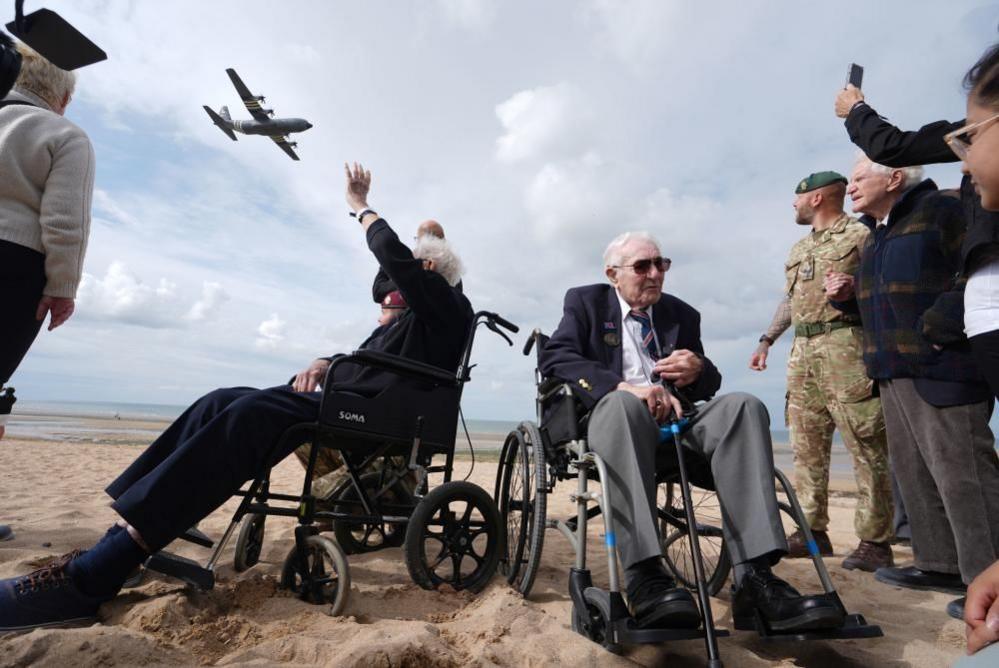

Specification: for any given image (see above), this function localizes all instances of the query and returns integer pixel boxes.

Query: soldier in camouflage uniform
[749,171,894,572]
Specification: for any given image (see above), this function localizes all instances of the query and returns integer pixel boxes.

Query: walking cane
[663,383,723,668]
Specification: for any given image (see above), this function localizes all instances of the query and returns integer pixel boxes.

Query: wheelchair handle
[484,312,519,334]
[522,328,541,356]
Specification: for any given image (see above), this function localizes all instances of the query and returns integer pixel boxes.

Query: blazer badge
[578,378,593,391]
[603,332,621,347]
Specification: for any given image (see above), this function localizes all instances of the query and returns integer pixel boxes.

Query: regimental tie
[629,309,661,361]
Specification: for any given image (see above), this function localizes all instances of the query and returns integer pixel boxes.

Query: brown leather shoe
[786,529,833,558]
[842,540,893,572]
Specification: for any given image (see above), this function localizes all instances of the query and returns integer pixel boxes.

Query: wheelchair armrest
[327,349,459,387]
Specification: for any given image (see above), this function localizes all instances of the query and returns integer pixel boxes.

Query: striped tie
[628,309,660,361]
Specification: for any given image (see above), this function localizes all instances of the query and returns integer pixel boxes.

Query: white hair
[603,231,662,267]
[856,152,925,190]
[413,235,464,287]
[14,42,75,110]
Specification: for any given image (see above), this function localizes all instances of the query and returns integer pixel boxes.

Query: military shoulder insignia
[603,332,620,347]
[578,378,592,391]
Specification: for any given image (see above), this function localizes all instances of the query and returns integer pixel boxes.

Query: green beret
[795,171,848,194]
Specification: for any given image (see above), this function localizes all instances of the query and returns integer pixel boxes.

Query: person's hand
[835,84,864,118]
[749,342,770,371]
[344,162,371,213]
[653,349,703,388]
[966,560,999,654]
[824,271,855,301]
[35,296,74,330]
[292,358,331,393]
[617,382,683,422]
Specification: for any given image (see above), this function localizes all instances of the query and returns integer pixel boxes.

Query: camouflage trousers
[293,444,415,503]
[786,327,893,542]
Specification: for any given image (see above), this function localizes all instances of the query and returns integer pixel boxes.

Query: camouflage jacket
[784,214,869,326]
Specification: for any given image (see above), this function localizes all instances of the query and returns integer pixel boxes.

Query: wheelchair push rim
[496,422,547,597]
[404,480,502,593]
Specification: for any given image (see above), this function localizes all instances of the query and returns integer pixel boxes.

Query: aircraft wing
[226,67,272,122]
[270,135,300,161]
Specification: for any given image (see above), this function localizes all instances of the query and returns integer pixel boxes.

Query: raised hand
[344,162,371,212]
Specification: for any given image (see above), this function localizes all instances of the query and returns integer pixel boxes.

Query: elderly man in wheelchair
[534,230,845,636]
[0,163,514,631]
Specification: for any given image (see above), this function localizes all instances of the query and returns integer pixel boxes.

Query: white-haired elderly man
[825,157,999,615]
[0,164,474,631]
[540,231,844,632]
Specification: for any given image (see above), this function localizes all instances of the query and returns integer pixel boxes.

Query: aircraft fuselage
[232,117,312,136]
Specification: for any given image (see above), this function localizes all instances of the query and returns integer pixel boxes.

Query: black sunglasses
[613,256,671,274]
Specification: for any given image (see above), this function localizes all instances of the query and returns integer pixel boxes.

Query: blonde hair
[14,42,75,109]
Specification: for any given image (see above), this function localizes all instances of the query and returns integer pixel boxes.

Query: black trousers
[0,240,46,385]
[970,330,999,400]
[106,385,321,552]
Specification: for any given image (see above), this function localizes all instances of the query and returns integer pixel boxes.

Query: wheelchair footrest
[618,621,729,645]
[145,551,215,591]
[735,611,882,642]
[177,526,214,548]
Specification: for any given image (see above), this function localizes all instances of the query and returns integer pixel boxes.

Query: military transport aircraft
[203,68,312,161]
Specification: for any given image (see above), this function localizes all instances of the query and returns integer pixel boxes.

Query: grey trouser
[587,391,788,571]
[879,378,999,582]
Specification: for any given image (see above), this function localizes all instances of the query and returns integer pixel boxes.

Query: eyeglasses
[944,113,999,160]
[612,256,672,274]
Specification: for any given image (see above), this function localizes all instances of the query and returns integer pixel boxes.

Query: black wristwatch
[758,335,774,345]
[350,208,376,223]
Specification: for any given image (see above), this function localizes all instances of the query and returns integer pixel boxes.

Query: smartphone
[847,63,864,89]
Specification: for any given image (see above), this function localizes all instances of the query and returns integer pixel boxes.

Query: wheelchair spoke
[450,553,464,586]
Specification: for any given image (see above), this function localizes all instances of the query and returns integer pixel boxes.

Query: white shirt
[616,290,661,388]
[965,258,999,337]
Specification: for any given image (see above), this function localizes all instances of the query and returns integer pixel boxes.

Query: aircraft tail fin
[219,105,231,121]
[203,105,237,141]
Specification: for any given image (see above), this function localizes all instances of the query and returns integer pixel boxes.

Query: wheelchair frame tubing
[773,468,836,595]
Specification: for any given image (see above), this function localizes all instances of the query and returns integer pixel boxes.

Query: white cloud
[495,83,589,164]
[255,314,287,351]
[435,0,497,31]
[524,152,621,241]
[579,0,682,69]
[185,282,230,322]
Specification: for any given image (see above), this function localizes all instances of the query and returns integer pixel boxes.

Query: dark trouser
[0,240,45,385]
[106,385,320,552]
[890,466,912,540]
[586,391,788,573]
[970,330,999,400]
[879,378,999,582]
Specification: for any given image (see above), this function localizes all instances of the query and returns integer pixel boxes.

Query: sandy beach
[0,415,967,667]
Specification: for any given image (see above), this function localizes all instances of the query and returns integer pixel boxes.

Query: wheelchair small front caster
[280,534,350,616]
[570,588,623,655]
[404,480,502,594]
[233,513,266,572]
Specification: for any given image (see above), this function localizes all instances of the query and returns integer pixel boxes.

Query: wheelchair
[494,330,882,666]
[139,310,519,616]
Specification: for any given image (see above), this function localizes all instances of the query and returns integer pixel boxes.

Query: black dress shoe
[732,564,844,632]
[947,596,965,621]
[627,579,701,629]
[874,566,966,595]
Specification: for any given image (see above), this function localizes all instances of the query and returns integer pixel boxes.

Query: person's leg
[586,390,663,570]
[891,466,912,542]
[111,385,321,552]
[0,241,46,386]
[970,330,999,400]
[786,340,836,537]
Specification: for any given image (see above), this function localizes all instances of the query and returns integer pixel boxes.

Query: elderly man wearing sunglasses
[539,231,844,633]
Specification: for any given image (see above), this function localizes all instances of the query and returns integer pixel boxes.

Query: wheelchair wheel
[496,422,547,597]
[404,480,502,594]
[658,481,731,597]
[332,471,411,555]
[280,534,350,616]
[233,513,266,573]
[571,588,622,655]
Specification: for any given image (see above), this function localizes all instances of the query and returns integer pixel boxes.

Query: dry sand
[0,422,968,667]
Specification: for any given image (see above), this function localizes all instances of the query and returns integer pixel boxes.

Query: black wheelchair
[140,310,519,616]
[494,330,881,665]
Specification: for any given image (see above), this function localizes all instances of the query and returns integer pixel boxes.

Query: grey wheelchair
[140,310,518,616]
[494,330,881,665]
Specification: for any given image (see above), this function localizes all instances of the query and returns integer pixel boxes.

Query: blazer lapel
[652,296,679,358]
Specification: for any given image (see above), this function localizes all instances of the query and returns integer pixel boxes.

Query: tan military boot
[786,529,833,558]
[842,540,893,572]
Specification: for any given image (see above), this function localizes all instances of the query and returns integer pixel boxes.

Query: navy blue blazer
[539,283,722,409]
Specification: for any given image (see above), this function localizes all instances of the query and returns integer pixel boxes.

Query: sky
[8,0,999,423]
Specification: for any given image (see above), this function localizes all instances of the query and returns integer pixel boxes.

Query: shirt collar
[7,88,54,112]
[615,289,653,321]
